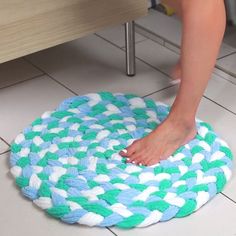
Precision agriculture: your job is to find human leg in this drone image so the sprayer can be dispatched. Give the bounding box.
[120,0,226,166]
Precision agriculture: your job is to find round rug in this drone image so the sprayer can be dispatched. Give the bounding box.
[9,91,233,228]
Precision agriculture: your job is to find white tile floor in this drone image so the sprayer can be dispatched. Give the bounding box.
[135,9,236,68]
[1,9,236,236]
[0,138,9,154]
[225,25,236,49]
[218,53,236,77]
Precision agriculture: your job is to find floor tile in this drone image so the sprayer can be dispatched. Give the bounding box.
[0,58,43,89]
[136,9,182,46]
[0,139,9,154]
[136,9,236,59]
[25,34,171,96]
[136,39,179,75]
[145,86,236,201]
[135,25,164,46]
[0,75,74,144]
[218,44,236,59]
[164,42,180,54]
[205,73,236,114]
[217,53,236,77]
[133,37,236,115]
[96,24,147,48]
[224,25,236,48]
[0,153,114,236]
[111,194,236,236]
[213,67,236,85]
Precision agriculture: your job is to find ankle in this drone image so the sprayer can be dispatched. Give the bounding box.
[166,111,196,130]
[171,60,182,80]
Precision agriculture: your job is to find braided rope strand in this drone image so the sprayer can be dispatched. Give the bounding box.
[9,91,233,228]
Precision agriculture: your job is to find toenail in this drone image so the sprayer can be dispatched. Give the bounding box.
[126,158,130,161]
[139,163,142,166]
[170,79,181,85]
[122,149,127,153]
[132,161,135,164]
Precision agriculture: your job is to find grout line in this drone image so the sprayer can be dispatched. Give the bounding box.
[135,24,174,47]
[95,33,171,80]
[106,227,118,236]
[138,39,236,87]
[46,75,78,96]
[220,192,236,205]
[120,38,149,50]
[0,72,45,91]
[94,33,123,48]
[97,26,236,92]
[135,38,150,45]
[121,37,149,49]
[135,25,165,46]
[0,149,10,156]
[23,57,79,96]
[217,51,236,60]
[95,33,181,97]
[20,30,236,119]
[31,32,236,118]
[136,21,236,61]
[126,55,171,80]
[0,137,10,155]
[203,95,236,116]
[142,84,177,98]
[215,64,236,79]
[135,23,236,83]
[0,137,10,146]
[95,34,182,102]
[95,33,236,114]
[213,70,236,86]
[164,42,181,55]
[142,84,236,118]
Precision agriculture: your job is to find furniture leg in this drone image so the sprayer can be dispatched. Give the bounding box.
[125,21,136,76]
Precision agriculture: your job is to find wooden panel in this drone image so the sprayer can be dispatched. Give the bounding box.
[0,0,147,63]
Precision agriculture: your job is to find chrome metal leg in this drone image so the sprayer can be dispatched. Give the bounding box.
[125,21,136,76]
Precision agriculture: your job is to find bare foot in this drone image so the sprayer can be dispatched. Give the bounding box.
[119,116,197,166]
[170,59,182,83]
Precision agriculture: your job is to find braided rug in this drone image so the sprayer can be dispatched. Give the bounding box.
[9,92,233,228]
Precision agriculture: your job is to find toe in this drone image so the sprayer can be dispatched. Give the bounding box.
[147,158,161,166]
[143,151,161,166]
[125,149,146,165]
[120,140,138,157]
[119,149,128,157]
[133,151,148,166]
[137,152,150,166]
[145,158,159,166]
[125,152,139,164]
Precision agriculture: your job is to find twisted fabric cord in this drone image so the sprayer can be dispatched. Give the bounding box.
[10,91,233,228]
